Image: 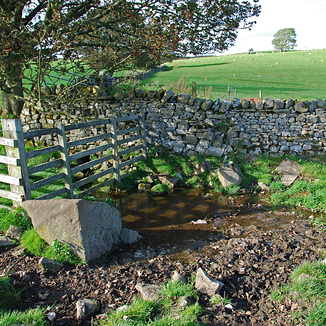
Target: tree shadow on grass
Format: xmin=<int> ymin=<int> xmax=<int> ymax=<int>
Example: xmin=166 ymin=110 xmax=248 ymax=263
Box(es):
xmin=178 ymin=62 xmax=229 ymax=68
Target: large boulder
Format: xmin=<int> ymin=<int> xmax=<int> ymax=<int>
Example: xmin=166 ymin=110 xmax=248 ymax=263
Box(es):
xmin=22 ymin=199 xmax=122 ymax=262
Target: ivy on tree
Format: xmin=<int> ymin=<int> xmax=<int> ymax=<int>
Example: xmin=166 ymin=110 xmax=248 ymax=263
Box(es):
xmin=272 ymin=28 xmax=297 ymax=52
xmin=0 ymin=0 xmax=261 ymax=118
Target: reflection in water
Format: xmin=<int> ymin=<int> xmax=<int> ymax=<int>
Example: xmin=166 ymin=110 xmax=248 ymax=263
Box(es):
xmin=96 ymin=188 xmax=310 ymax=265
xmin=106 ymin=188 xmax=222 ymax=246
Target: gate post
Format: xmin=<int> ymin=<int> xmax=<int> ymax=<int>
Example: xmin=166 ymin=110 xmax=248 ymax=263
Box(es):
xmin=1 ymin=119 xmax=31 ymax=205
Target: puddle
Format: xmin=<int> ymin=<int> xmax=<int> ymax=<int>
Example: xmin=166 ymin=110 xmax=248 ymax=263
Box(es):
xmin=95 ymin=188 xmax=311 ymax=265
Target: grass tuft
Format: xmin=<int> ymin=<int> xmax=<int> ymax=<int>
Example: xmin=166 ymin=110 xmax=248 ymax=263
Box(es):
xmin=0 ymin=307 xmax=47 ymax=326
xmin=99 ymin=278 xmax=201 ymax=326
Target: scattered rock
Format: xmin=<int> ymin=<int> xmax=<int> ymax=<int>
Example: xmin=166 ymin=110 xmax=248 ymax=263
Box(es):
xmin=225 ymin=303 xmax=234 ymax=310
xmin=297 ymin=273 xmax=316 ymax=282
xmin=158 ymin=175 xmax=180 ymax=188
xmin=150 ymin=183 xmax=170 ymax=195
xmin=258 ymin=182 xmax=270 ymax=192
xmin=76 ymin=298 xmax=100 ymax=320
xmin=195 ymin=267 xmax=223 ymax=296
xmin=276 ymin=158 xmax=302 ymax=186
xmin=177 ymin=296 xmax=189 ymax=309
xmin=190 ymin=219 xmax=207 ymax=225
xmin=46 ymin=312 xmax=57 ymax=322
xmin=138 ymin=182 xmax=152 ymax=192
xmin=218 ymin=162 xmax=242 ymax=187
xmin=5 ymin=225 xmax=22 ymax=239
xmin=135 ymin=283 xmax=161 ymax=301
xmin=0 ymin=236 xmax=15 ymax=247
xmin=39 ymin=257 xmax=63 ymax=272
xmin=171 ymin=271 xmax=186 ymax=283
xmin=120 ymin=228 xmax=142 ymax=245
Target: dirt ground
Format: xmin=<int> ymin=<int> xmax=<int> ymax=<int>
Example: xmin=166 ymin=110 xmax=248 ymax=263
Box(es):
xmin=1 ymin=209 xmax=325 ymax=326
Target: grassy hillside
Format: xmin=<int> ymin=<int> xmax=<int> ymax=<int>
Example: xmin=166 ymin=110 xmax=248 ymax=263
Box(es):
xmin=140 ymin=49 xmax=326 ymax=101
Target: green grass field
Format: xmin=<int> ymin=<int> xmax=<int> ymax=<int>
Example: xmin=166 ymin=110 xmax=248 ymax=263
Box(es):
xmin=141 ymin=49 xmax=326 ymax=101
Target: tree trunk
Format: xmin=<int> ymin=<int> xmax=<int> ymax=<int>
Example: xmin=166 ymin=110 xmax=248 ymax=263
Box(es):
xmin=1 ymin=64 xmax=24 ymax=118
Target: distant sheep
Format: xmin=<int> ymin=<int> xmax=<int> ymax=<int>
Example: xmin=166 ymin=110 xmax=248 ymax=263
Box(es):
xmin=271 ymin=64 xmax=274 ymax=67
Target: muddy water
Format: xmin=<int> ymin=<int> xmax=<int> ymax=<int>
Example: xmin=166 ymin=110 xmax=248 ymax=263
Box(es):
xmin=98 ymin=188 xmax=309 ymax=264
xmin=109 ymin=188 xmax=293 ymax=239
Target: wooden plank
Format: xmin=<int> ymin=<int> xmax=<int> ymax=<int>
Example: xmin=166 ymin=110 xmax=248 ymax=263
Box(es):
xmin=72 ymin=167 xmax=115 ymax=189
xmin=35 ymin=187 xmax=68 ymax=200
xmin=68 ymin=143 xmax=113 ymax=162
xmin=119 ymin=155 xmax=144 ymax=169
xmin=58 ymin=123 xmax=74 ymax=198
xmin=0 ymin=155 xmax=20 ymax=166
xmin=30 ymin=173 xmax=65 ymax=191
xmin=0 ymin=138 xmax=18 ymax=147
xmin=116 ymin=126 xmax=141 ymax=136
xmin=115 ymin=114 xmax=139 ymax=123
xmin=28 ymin=158 xmax=62 ymax=175
xmin=111 ymin=117 xmax=120 ymax=182
xmin=67 ymin=132 xmax=112 ymax=149
xmin=118 ymin=144 xmax=143 ymax=157
xmin=25 ymin=145 xmax=60 ymax=160
xmin=70 ymin=154 xmax=114 ymax=174
xmin=1 ymin=119 xmax=28 ymax=205
xmin=0 ymin=189 xmax=24 ymax=202
xmin=117 ymin=134 xmax=141 ymax=146
xmin=74 ymin=178 xmax=115 ymax=199
xmin=65 ymin=118 xmax=111 ymax=131
xmin=139 ymin=114 xmax=148 ymax=159
xmin=23 ymin=127 xmax=59 ymax=139
xmin=0 ymin=173 xmax=23 ymax=186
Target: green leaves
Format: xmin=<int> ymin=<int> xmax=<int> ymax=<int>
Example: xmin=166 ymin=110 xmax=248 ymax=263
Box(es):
xmin=272 ymin=28 xmax=297 ymax=52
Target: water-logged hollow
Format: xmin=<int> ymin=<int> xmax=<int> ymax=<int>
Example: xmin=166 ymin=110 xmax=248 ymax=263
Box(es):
xmin=94 ymin=188 xmax=311 ymax=265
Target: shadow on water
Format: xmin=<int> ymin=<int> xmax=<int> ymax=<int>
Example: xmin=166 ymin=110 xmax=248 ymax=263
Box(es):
xmin=96 ymin=188 xmax=310 ymax=265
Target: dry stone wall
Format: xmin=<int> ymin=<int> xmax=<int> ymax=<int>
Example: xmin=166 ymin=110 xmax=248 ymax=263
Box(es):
xmin=20 ymin=90 xmax=326 ymax=156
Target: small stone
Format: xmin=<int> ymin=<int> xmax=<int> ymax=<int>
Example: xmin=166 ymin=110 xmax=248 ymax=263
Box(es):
xmin=39 ymin=257 xmax=63 ymax=272
xmin=46 ymin=312 xmax=56 ymax=322
xmin=190 ymin=219 xmax=207 ymax=225
xmin=117 ymin=304 xmax=129 ymax=312
xmin=171 ymin=271 xmax=186 ymax=283
xmin=297 ymin=273 xmax=315 ymax=282
xmin=135 ymin=283 xmax=161 ymax=301
xmin=195 ymin=267 xmax=223 ymax=296
xmin=202 ymin=100 xmax=213 ymax=111
xmin=114 ymin=92 xmax=125 ymax=101
xmin=241 ymin=99 xmax=249 ymax=109
xmin=120 ymin=228 xmax=142 ymax=245
xmin=178 ymin=296 xmax=189 ymax=309
xmin=0 ymin=236 xmax=15 ymax=247
xmin=5 ymin=225 xmax=23 ymax=239
xmin=76 ymin=298 xmax=99 ymax=320
xmin=258 ymin=182 xmax=270 ymax=192
xmin=225 ymin=303 xmax=234 ymax=310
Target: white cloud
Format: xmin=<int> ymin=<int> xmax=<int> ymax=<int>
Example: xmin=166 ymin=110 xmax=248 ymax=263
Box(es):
xmin=223 ymin=0 xmax=326 ymax=54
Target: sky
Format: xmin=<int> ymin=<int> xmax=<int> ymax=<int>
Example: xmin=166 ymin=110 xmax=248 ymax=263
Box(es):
xmin=223 ymin=0 xmax=326 ymax=55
